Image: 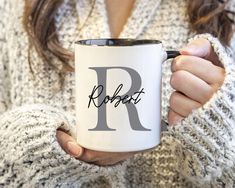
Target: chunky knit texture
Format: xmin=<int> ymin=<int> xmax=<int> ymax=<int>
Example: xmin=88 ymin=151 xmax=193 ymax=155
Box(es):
xmin=0 ymin=0 xmax=235 ymax=187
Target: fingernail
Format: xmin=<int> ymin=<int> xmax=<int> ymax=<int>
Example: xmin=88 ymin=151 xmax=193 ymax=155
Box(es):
xmin=67 ymin=141 xmax=82 ymax=157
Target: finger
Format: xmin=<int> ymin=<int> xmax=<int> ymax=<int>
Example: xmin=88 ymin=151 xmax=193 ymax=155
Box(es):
xmin=180 ymin=38 xmax=212 ymax=58
xmin=168 ymin=109 xmax=184 ymax=125
xmin=78 ymin=149 xmax=136 ymax=163
xmin=180 ymin=38 xmax=221 ymax=66
xmin=56 ymin=129 xmax=84 ymax=158
xmin=95 ymin=156 xmax=130 ymax=166
xmin=77 ymin=149 xmax=101 ymax=163
xmin=77 ymin=149 xmax=120 ymax=163
xmin=95 ymin=158 xmax=123 ymax=166
xmin=170 ymin=70 xmax=214 ymax=104
xmin=94 ymin=152 xmax=135 ymax=166
xmin=169 ymin=91 xmax=201 ymax=117
xmin=171 ymin=55 xmax=225 ymax=85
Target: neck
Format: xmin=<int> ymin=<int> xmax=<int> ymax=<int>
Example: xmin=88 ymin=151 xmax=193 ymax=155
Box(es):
xmin=105 ymin=0 xmax=135 ymax=38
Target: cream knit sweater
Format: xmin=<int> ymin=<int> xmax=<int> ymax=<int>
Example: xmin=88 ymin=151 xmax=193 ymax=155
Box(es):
xmin=0 ymin=0 xmax=235 ymax=187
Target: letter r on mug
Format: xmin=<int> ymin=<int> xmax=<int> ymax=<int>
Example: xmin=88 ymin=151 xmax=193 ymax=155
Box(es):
xmin=88 ymin=67 xmax=150 ymax=131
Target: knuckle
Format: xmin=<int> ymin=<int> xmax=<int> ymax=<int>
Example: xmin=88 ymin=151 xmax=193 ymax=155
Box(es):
xmin=171 ymin=113 xmax=178 ymax=123
xmin=218 ymin=68 xmax=225 ymax=85
xmin=170 ymin=73 xmax=177 ymax=88
xmin=201 ymin=87 xmax=214 ymax=103
xmin=168 ymin=110 xmax=176 ymax=125
xmin=173 ymin=56 xmax=187 ymax=71
xmin=207 ymin=59 xmax=213 ymax=66
xmin=207 ymin=85 xmax=214 ymax=95
xmin=171 ymin=117 xmax=178 ymax=125
xmin=169 ymin=92 xmax=178 ymax=108
xmin=212 ymin=83 xmax=220 ymax=91
xmin=168 ymin=110 xmax=182 ymax=125
xmin=170 ymin=70 xmax=187 ymax=88
xmin=206 ymin=87 xmax=214 ymax=99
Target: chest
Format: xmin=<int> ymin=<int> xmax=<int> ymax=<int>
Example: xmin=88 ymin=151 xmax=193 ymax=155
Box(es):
xmin=105 ymin=0 xmax=136 ymax=38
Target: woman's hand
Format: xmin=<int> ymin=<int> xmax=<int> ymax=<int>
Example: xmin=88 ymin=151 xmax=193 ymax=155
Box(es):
xmin=56 ymin=129 xmax=136 ymax=166
xmin=168 ymin=38 xmax=225 ymax=125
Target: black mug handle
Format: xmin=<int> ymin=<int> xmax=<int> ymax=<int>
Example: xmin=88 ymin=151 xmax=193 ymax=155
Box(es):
xmin=166 ymin=51 xmax=180 ymax=59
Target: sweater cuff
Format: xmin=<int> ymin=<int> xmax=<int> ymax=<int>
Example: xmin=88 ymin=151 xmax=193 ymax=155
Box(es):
xmin=0 ymin=104 xmax=127 ymax=187
xmin=167 ymin=34 xmax=235 ymax=184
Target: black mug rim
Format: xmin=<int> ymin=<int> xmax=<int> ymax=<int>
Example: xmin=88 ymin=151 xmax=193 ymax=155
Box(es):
xmin=75 ymin=38 xmax=162 ymax=46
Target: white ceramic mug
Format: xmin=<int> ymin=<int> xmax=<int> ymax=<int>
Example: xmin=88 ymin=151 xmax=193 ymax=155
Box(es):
xmin=75 ymin=39 xmax=179 ymax=152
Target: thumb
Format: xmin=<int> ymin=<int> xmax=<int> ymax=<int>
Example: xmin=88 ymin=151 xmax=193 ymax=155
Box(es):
xmin=56 ymin=129 xmax=84 ymax=158
xmin=180 ymin=38 xmax=221 ymax=66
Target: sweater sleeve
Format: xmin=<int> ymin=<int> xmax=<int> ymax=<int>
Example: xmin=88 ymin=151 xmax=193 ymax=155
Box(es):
xmin=164 ymin=34 xmax=235 ymax=187
xmin=0 ymin=0 xmax=11 ymax=114
xmin=0 ymin=105 xmax=127 ymax=187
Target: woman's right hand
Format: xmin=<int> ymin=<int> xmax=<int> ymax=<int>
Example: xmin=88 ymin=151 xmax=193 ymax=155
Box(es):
xmin=56 ymin=129 xmax=137 ymax=166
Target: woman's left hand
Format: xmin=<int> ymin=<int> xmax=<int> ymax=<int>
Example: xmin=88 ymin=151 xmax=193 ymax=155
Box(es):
xmin=168 ymin=38 xmax=225 ymax=125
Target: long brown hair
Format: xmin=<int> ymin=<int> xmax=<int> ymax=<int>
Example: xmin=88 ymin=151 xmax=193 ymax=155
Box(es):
xmin=23 ymin=0 xmax=234 ymax=72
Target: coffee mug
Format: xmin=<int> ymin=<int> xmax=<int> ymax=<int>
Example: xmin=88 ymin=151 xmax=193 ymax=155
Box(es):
xmin=75 ymin=39 xmax=179 ymax=152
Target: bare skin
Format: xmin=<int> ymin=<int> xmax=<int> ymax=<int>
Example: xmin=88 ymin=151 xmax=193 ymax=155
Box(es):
xmin=56 ymin=2 xmax=225 ymax=166
xmin=105 ymin=0 xmax=135 ymax=37
xmin=168 ymin=39 xmax=225 ymax=125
